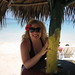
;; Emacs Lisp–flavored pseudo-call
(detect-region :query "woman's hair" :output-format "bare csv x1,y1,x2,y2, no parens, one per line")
22,19,47,42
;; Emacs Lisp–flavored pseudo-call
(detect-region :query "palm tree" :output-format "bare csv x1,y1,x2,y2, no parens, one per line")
0,0,75,74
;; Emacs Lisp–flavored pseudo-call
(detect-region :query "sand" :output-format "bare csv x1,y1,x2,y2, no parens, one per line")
0,45,75,75
0,52,22,75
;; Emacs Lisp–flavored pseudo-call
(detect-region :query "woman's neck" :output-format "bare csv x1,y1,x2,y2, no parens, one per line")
31,38,41,44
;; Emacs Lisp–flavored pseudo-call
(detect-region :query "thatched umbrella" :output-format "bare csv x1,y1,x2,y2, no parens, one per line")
0,0,75,26
0,0,75,74
0,0,50,26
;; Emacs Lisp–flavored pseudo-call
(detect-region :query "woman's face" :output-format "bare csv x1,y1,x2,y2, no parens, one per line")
29,24,41,40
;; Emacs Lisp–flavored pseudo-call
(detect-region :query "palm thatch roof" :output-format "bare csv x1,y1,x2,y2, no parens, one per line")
0,0,75,27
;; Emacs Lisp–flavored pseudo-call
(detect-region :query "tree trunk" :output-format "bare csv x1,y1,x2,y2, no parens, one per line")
46,0,64,74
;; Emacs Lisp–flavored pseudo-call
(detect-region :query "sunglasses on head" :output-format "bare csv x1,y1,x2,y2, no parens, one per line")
29,27,41,32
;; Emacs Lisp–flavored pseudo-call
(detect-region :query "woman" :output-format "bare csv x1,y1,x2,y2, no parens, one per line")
20,19,48,74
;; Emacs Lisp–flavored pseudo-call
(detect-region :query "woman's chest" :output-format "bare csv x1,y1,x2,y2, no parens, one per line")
33,43,42,54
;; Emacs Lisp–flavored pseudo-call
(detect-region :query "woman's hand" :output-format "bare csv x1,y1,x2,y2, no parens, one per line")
39,41,48,56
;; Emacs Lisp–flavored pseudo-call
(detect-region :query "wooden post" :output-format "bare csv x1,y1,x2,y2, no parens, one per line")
46,0,64,74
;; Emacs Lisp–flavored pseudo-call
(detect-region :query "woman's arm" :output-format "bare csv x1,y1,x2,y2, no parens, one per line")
20,40,48,69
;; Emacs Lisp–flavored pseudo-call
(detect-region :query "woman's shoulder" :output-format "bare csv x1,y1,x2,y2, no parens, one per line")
20,38,31,52
21,38,30,47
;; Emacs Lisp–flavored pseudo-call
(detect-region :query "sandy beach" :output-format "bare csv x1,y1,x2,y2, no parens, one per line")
0,42,75,75
0,42,23,75
0,50,22,75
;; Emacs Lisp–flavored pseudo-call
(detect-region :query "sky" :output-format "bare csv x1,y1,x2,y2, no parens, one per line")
0,11,75,53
